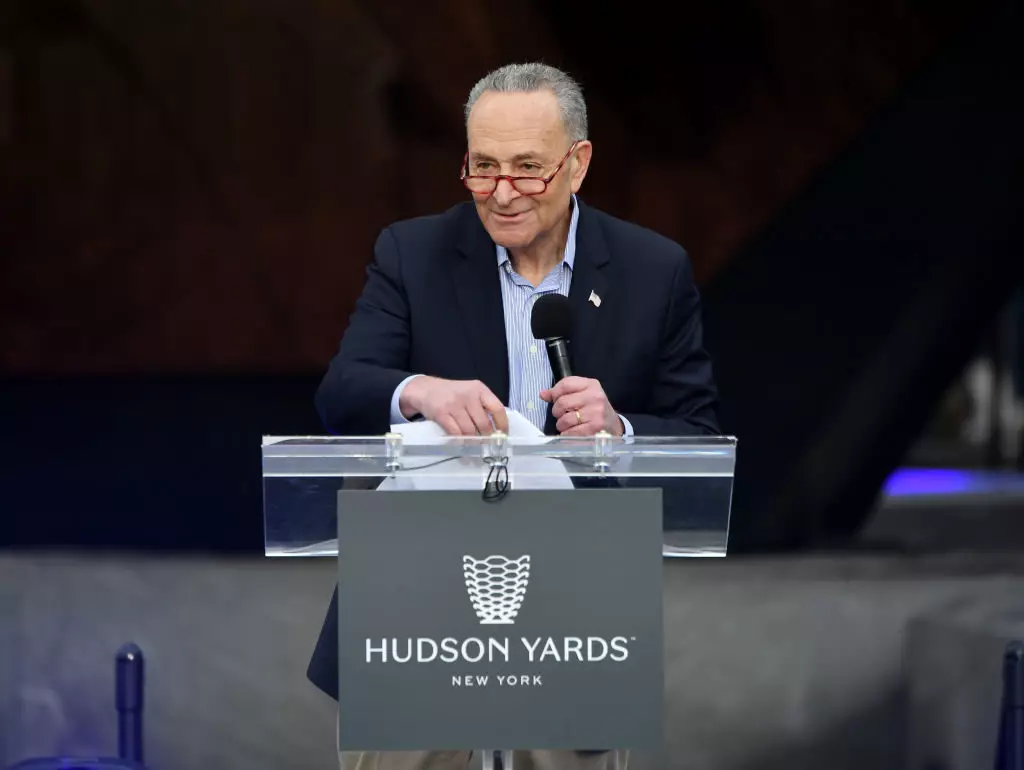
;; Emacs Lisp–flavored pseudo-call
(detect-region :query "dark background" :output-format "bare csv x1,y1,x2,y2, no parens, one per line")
2,0,1021,553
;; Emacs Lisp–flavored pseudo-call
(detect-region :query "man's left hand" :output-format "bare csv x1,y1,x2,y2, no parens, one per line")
539,376,624,436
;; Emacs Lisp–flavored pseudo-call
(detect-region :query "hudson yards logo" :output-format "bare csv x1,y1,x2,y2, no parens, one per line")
363,553,635,689
463,554,531,625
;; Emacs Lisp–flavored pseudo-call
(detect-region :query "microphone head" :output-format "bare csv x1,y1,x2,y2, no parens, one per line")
531,293,574,340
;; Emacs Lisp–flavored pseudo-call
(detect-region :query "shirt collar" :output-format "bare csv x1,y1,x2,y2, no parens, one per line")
496,194,579,270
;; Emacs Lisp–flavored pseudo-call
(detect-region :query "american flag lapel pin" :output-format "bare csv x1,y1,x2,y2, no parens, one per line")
588,290,602,307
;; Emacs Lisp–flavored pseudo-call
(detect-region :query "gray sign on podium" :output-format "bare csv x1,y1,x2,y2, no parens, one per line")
335,487,664,751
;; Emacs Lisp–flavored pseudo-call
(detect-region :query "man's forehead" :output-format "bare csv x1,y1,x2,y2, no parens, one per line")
471,88,560,116
468,91,564,137
468,146,550,161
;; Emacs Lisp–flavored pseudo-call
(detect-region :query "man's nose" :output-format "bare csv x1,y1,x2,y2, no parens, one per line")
493,178,520,206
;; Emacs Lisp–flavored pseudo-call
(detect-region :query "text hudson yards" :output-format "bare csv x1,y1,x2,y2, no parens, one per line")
364,636,636,688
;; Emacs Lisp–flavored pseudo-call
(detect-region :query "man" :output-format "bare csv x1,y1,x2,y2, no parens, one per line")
309,62,720,770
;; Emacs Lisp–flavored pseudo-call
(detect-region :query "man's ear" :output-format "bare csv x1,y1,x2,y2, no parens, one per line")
570,141,593,193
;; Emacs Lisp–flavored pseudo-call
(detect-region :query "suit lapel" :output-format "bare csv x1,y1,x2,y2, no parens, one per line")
543,201,612,434
454,208,510,405
566,202,611,381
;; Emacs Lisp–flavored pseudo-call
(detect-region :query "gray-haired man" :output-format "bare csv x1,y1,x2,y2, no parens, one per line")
310,61,720,770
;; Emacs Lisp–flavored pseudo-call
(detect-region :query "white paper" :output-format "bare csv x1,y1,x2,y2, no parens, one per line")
377,408,574,491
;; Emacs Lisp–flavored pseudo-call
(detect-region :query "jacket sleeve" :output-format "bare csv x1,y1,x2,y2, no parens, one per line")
618,250,720,436
315,227,415,435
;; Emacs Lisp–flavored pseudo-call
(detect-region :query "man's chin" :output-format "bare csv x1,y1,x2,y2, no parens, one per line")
486,227,535,251
493,235,531,250
474,207,536,247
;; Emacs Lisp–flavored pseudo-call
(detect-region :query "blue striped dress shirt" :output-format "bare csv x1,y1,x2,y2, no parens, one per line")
494,197,577,432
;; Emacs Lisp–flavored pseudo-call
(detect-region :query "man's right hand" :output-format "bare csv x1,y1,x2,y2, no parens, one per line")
399,376,509,435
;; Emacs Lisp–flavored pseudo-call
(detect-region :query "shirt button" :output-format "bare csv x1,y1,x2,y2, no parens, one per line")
530,344,538,354
526,401,534,411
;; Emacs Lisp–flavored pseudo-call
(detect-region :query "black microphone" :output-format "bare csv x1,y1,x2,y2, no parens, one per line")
531,294,574,382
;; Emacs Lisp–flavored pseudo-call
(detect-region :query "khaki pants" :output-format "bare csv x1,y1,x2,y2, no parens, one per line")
336,708,628,770
339,750,628,770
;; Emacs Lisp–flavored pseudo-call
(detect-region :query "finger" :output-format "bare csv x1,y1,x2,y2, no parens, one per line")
556,406,587,433
545,376,589,403
551,395,587,420
466,399,494,435
478,390,509,433
437,413,463,436
452,408,478,436
560,423,598,437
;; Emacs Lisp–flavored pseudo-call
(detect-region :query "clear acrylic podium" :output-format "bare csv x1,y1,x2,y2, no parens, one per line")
261,431,736,766
263,432,736,559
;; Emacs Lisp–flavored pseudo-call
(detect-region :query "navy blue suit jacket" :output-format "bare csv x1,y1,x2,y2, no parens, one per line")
307,199,719,701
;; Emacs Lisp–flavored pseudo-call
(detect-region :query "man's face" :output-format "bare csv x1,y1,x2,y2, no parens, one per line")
465,89,591,252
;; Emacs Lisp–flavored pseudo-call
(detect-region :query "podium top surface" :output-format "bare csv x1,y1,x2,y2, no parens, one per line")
262,433,737,478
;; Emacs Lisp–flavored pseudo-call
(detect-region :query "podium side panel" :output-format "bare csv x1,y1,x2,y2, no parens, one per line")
335,488,664,751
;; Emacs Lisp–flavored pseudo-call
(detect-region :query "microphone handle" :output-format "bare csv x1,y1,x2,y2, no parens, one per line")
545,338,573,382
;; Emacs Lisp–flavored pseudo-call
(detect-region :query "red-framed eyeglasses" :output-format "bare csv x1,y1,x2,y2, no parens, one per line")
460,141,579,196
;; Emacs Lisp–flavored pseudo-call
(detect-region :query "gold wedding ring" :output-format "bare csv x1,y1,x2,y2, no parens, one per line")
575,409,583,426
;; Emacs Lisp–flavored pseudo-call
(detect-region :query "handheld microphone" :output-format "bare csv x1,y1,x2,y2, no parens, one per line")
531,294,574,382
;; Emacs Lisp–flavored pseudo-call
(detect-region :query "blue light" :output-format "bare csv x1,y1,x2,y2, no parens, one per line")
885,467,1024,497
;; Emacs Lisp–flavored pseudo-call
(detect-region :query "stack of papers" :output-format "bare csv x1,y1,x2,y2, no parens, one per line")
377,409,574,491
